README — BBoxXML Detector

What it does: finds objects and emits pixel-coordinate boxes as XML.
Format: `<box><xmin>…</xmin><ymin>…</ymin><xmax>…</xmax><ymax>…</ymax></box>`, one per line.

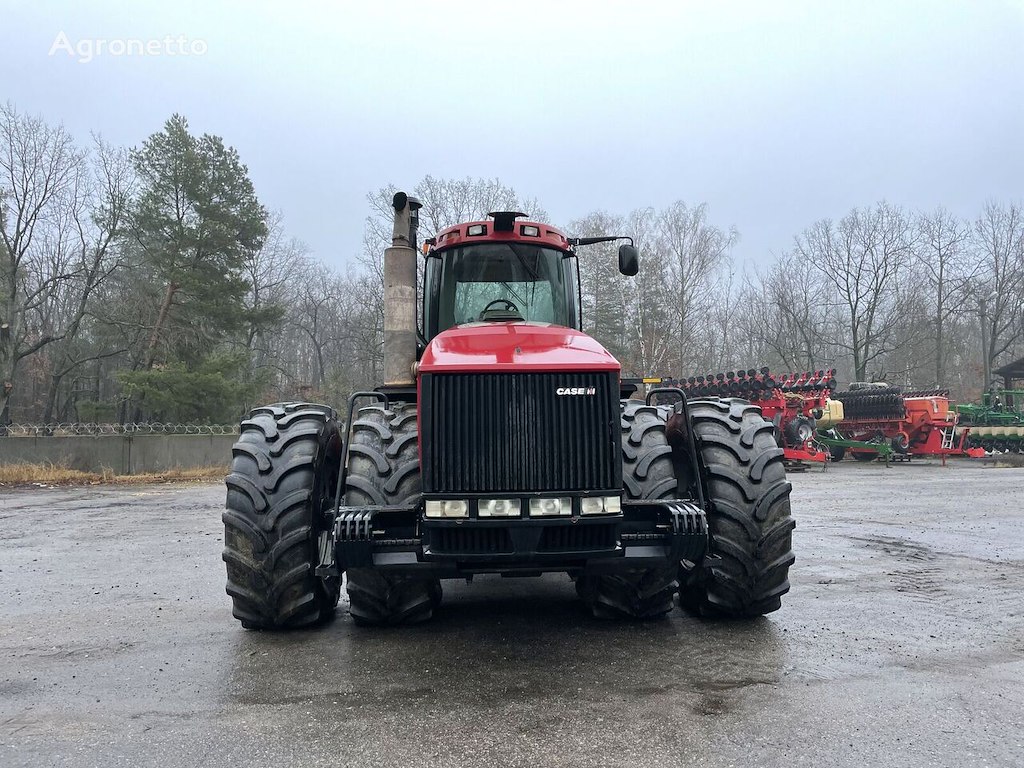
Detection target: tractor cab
<box><xmin>423</xmin><ymin>237</ymin><xmax>578</xmax><ymax>336</ymax></box>
<box><xmin>421</xmin><ymin>212</ymin><xmax>637</xmax><ymax>342</ymax></box>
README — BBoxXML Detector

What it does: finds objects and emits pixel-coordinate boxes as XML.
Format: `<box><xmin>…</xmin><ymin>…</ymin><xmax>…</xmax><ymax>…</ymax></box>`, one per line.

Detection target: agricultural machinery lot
<box><xmin>2</xmin><ymin>460</ymin><xmax>1023</xmax><ymax>768</ymax></box>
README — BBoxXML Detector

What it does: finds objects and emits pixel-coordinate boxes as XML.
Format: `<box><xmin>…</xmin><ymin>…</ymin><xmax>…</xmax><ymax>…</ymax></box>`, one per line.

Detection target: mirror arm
<box><xmin>569</xmin><ymin>234</ymin><xmax>630</xmax><ymax>246</ymax></box>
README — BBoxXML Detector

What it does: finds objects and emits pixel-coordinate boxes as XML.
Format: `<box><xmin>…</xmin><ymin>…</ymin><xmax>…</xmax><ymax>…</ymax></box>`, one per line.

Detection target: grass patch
<box><xmin>0</xmin><ymin>463</ymin><xmax>227</xmax><ymax>487</ymax></box>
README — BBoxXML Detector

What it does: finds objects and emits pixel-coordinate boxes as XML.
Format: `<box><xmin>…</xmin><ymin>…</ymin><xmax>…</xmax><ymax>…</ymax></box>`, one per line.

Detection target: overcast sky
<box><xmin>2</xmin><ymin>0</ymin><xmax>1022</xmax><ymax>268</ymax></box>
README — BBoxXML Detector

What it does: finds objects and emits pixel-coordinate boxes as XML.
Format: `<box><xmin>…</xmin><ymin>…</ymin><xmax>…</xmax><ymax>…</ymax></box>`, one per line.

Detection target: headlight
<box><xmin>529</xmin><ymin>497</ymin><xmax>572</xmax><ymax>517</ymax></box>
<box><xmin>424</xmin><ymin>499</ymin><xmax>469</xmax><ymax>519</ymax></box>
<box><xmin>478</xmin><ymin>498</ymin><xmax>521</xmax><ymax>518</ymax></box>
<box><xmin>581</xmin><ymin>496</ymin><xmax>622</xmax><ymax>515</ymax></box>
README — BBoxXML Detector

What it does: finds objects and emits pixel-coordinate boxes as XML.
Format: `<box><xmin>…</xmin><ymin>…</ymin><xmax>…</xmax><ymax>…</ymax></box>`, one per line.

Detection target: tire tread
<box><xmin>223</xmin><ymin>403</ymin><xmax>341</xmax><ymax>629</ymax></box>
<box><xmin>682</xmin><ymin>397</ymin><xmax>795</xmax><ymax>618</ymax></box>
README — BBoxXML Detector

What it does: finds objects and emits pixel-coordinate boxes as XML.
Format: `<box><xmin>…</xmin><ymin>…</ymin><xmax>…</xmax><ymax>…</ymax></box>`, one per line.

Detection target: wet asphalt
<box><xmin>1</xmin><ymin>459</ymin><xmax>1023</xmax><ymax>768</ymax></box>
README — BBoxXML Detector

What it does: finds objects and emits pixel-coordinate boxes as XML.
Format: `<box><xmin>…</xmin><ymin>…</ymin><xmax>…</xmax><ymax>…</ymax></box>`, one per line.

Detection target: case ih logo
<box><xmin>556</xmin><ymin>386</ymin><xmax>597</xmax><ymax>396</ymax></box>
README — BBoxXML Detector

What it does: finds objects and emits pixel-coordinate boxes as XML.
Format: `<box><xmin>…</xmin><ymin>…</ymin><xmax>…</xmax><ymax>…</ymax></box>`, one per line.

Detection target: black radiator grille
<box><xmin>421</xmin><ymin>371</ymin><xmax>621</xmax><ymax>494</ymax></box>
<box><xmin>538</xmin><ymin>524</ymin><xmax>618</xmax><ymax>552</ymax></box>
<box><xmin>428</xmin><ymin>527</ymin><xmax>513</xmax><ymax>555</ymax></box>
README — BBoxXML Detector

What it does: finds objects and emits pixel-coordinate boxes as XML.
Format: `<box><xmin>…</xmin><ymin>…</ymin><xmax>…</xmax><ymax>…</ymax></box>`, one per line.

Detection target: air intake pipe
<box><xmin>383</xmin><ymin>191</ymin><xmax>421</xmax><ymax>387</ymax></box>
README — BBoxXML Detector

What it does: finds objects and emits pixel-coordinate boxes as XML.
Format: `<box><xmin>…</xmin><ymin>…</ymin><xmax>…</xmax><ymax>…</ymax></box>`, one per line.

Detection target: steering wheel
<box><xmin>480</xmin><ymin>298</ymin><xmax>521</xmax><ymax>316</ymax></box>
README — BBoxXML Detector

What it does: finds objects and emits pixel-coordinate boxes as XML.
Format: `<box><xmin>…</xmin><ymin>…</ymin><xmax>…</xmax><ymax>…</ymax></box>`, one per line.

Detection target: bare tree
<box><xmin>913</xmin><ymin>207</ymin><xmax>976</xmax><ymax>385</ymax></box>
<box><xmin>654</xmin><ymin>201</ymin><xmax>736</xmax><ymax>374</ymax></box>
<box><xmin>973</xmin><ymin>201</ymin><xmax>1024</xmax><ymax>387</ymax></box>
<box><xmin>799</xmin><ymin>202</ymin><xmax>915</xmax><ymax>381</ymax></box>
<box><xmin>290</xmin><ymin>262</ymin><xmax>340</xmax><ymax>391</ymax></box>
<box><xmin>745</xmin><ymin>252</ymin><xmax>839</xmax><ymax>371</ymax></box>
<box><xmin>621</xmin><ymin>206</ymin><xmax>677</xmax><ymax>376</ymax></box>
<box><xmin>36</xmin><ymin>139</ymin><xmax>134</xmax><ymax>424</ymax></box>
<box><xmin>235</xmin><ymin>211</ymin><xmax>312</xmax><ymax>405</ymax></box>
<box><xmin>241</xmin><ymin>212</ymin><xmax>306</xmax><ymax>348</ymax></box>
<box><xmin>0</xmin><ymin>103</ymin><xmax>90</xmax><ymax>425</ymax></box>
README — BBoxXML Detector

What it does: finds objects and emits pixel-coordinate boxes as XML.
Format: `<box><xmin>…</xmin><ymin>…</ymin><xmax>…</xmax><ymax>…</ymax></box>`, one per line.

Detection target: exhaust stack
<box><xmin>383</xmin><ymin>192</ymin><xmax>421</xmax><ymax>387</ymax></box>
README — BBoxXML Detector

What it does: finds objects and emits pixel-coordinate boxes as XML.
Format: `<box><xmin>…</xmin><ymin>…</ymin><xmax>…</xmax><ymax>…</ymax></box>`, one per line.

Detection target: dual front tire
<box><xmin>223</xmin><ymin>403</ymin><xmax>342</xmax><ymax>629</ymax></box>
<box><xmin>224</xmin><ymin>401</ymin><xmax>439</xmax><ymax>629</ymax></box>
<box><xmin>577</xmin><ymin>398</ymin><xmax>795</xmax><ymax>620</ymax></box>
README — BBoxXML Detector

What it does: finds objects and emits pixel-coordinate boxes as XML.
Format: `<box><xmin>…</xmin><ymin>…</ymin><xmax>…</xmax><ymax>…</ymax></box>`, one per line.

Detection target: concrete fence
<box><xmin>0</xmin><ymin>434</ymin><xmax>236</xmax><ymax>474</ymax></box>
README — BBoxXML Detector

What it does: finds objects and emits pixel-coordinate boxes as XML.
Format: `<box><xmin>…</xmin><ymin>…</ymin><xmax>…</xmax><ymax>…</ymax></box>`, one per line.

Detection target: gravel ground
<box><xmin>1</xmin><ymin>458</ymin><xmax>1022</xmax><ymax>768</ymax></box>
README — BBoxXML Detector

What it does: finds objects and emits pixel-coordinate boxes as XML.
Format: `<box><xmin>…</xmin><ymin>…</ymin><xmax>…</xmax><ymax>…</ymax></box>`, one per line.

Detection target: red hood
<box><xmin>419</xmin><ymin>322</ymin><xmax>620</xmax><ymax>373</ymax></box>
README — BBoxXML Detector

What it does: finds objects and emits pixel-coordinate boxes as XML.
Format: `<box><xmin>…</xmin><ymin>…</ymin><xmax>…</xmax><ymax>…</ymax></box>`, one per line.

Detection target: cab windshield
<box><xmin>437</xmin><ymin>243</ymin><xmax>570</xmax><ymax>329</ymax></box>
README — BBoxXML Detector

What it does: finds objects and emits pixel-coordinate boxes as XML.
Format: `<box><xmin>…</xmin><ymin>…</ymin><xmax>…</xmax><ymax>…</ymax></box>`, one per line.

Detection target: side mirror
<box><xmin>618</xmin><ymin>244</ymin><xmax>639</xmax><ymax>276</ymax></box>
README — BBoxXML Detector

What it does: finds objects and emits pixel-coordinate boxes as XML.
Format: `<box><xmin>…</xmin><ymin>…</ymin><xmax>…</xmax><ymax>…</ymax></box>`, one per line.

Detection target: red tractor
<box><xmin>223</xmin><ymin>195</ymin><xmax>795</xmax><ymax>627</ymax></box>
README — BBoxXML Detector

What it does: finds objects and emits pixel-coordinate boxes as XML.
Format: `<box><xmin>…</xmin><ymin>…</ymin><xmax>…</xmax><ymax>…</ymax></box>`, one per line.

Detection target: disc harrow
<box><xmin>833</xmin><ymin>387</ymin><xmax>906</xmax><ymax>421</ymax></box>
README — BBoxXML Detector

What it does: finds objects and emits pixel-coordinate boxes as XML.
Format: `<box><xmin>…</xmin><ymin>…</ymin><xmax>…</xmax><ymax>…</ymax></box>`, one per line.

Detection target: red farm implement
<box><xmin>819</xmin><ymin>385</ymin><xmax>985</xmax><ymax>462</ymax></box>
<box><xmin>653</xmin><ymin>368</ymin><xmax>837</xmax><ymax>467</ymax></box>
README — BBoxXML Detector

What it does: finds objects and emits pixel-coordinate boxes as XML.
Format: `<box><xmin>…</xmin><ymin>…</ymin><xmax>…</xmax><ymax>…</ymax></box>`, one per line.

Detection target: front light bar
<box><xmin>424</xmin><ymin>495</ymin><xmax>622</xmax><ymax>519</ymax></box>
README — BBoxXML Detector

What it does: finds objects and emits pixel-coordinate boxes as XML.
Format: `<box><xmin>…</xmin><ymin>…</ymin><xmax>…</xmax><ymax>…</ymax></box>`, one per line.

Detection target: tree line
<box><xmin>2</xmin><ymin>104</ymin><xmax>1022</xmax><ymax>425</ymax></box>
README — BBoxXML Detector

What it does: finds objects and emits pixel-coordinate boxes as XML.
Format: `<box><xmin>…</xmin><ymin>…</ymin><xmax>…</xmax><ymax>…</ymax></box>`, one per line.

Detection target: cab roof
<box><xmin>430</xmin><ymin>213</ymin><xmax>571</xmax><ymax>254</ymax></box>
